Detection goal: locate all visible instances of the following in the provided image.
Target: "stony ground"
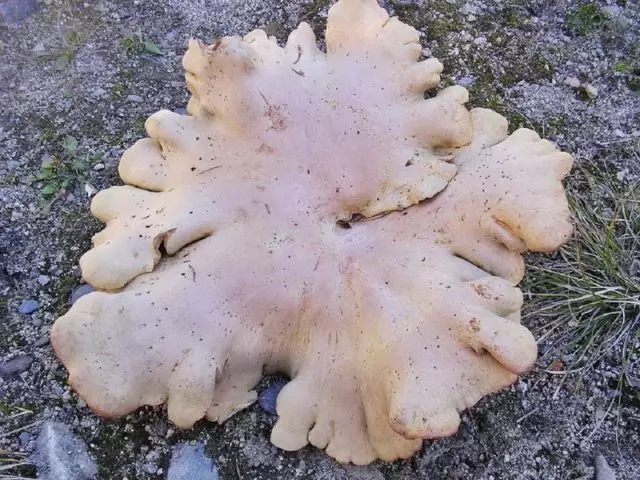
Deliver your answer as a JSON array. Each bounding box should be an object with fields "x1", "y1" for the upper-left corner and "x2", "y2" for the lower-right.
[{"x1": 1, "y1": 0, "x2": 639, "y2": 479}]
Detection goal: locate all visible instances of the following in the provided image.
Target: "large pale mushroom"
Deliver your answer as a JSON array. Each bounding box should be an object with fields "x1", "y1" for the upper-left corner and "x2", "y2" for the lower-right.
[{"x1": 51, "y1": 0, "x2": 573, "y2": 465}]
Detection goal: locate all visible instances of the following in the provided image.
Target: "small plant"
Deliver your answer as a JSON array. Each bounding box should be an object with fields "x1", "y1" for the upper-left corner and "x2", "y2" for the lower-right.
[
  {"x1": 526, "y1": 166, "x2": 639, "y2": 386},
  {"x1": 120, "y1": 30, "x2": 162, "y2": 55},
  {"x1": 567, "y1": 3, "x2": 608, "y2": 36},
  {"x1": 30, "y1": 135, "x2": 93, "y2": 200}
]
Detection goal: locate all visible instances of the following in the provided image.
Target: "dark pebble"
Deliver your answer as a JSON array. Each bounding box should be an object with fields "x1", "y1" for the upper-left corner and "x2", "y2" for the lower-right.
[
  {"x1": 258, "y1": 378, "x2": 288, "y2": 415},
  {"x1": 34, "y1": 335, "x2": 50, "y2": 348},
  {"x1": 69, "y1": 284, "x2": 95, "y2": 305},
  {"x1": 18, "y1": 299, "x2": 40, "y2": 314},
  {"x1": 0, "y1": 354, "x2": 34, "y2": 378},
  {"x1": 0, "y1": 0, "x2": 38, "y2": 25}
]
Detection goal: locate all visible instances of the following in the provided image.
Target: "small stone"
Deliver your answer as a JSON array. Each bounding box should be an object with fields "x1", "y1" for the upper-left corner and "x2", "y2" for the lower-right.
[
  {"x1": 258, "y1": 378, "x2": 288, "y2": 415},
  {"x1": 37, "y1": 275, "x2": 50, "y2": 286},
  {"x1": 0, "y1": 0, "x2": 38, "y2": 26},
  {"x1": 595, "y1": 455, "x2": 616, "y2": 480},
  {"x1": 32, "y1": 42, "x2": 45, "y2": 53},
  {"x1": 126, "y1": 94, "x2": 143, "y2": 103},
  {"x1": 34, "y1": 335, "x2": 50, "y2": 347},
  {"x1": 33, "y1": 422, "x2": 98, "y2": 480},
  {"x1": 19, "y1": 431, "x2": 33, "y2": 445},
  {"x1": 174, "y1": 107, "x2": 188, "y2": 115},
  {"x1": 456, "y1": 76, "x2": 475, "y2": 87},
  {"x1": 473, "y1": 36, "x2": 487, "y2": 46},
  {"x1": 90, "y1": 87, "x2": 107, "y2": 98},
  {"x1": 84, "y1": 183, "x2": 97, "y2": 197},
  {"x1": 19, "y1": 299, "x2": 40, "y2": 314},
  {"x1": 563, "y1": 76, "x2": 581, "y2": 88},
  {"x1": 167, "y1": 443, "x2": 219, "y2": 480},
  {"x1": 583, "y1": 84, "x2": 598, "y2": 99},
  {"x1": 69, "y1": 284, "x2": 96, "y2": 305},
  {"x1": 93, "y1": 163, "x2": 105, "y2": 171},
  {"x1": 0, "y1": 354, "x2": 34, "y2": 378}
]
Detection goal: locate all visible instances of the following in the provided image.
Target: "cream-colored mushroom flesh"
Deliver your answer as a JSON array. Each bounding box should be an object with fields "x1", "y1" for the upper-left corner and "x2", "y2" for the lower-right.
[{"x1": 51, "y1": 0, "x2": 573, "y2": 465}]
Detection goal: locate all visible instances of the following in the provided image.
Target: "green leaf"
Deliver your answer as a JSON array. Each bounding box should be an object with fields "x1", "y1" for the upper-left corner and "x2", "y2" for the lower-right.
[
  {"x1": 62, "y1": 135, "x2": 78, "y2": 154},
  {"x1": 143, "y1": 39, "x2": 162, "y2": 55},
  {"x1": 66, "y1": 30, "x2": 79, "y2": 44},
  {"x1": 41, "y1": 184, "x2": 59, "y2": 196}
]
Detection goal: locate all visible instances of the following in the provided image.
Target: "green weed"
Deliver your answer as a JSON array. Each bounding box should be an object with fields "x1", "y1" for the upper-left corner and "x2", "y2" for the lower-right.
[
  {"x1": 120, "y1": 30, "x2": 162, "y2": 55},
  {"x1": 567, "y1": 3, "x2": 608, "y2": 36}
]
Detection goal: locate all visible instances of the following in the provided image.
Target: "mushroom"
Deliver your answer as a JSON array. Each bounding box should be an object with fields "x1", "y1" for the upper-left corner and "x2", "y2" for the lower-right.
[{"x1": 51, "y1": 0, "x2": 573, "y2": 465}]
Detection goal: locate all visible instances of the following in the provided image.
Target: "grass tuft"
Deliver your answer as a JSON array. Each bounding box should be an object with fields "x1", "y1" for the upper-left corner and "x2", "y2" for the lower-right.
[{"x1": 525, "y1": 165, "x2": 639, "y2": 387}]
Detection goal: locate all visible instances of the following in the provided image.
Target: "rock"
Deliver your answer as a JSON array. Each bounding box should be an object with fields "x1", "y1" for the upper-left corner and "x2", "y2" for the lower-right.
[
  {"x1": 37, "y1": 275, "x2": 50, "y2": 286},
  {"x1": 174, "y1": 107, "x2": 188, "y2": 115},
  {"x1": 93, "y1": 163, "x2": 105, "y2": 171},
  {"x1": 595, "y1": 455, "x2": 616, "y2": 480},
  {"x1": 19, "y1": 431, "x2": 33, "y2": 446},
  {"x1": 32, "y1": 42, "x2": 45, "y2": 53},
  {"x1": 456, "y1": 76, "x2": 475, "y2": 87},
  {"x1": 33, "y1": 422, "x2": 98, "y2": 480},
  {"x1": 0, "y1": 0, "x2": 38, "y2": 26},
  {"x1": 126, "y1": 94, "x2": 143, "y2": 103},
  {"x1": 90, "y1": 87, "x2": 107, "y2": 99},
  {"x1": 167, "y1": 443, "x2": 219, "y2": 480},
  {"x1": 69, "y1": 284, "x2": 95, "y2": 305},
  {"x1": 583, "y1": 84, "x2": 598, "y2": 99},
  {"x1": 34, "y1": 335, "x2": 50, "y2": 348},
  {"x1": 18, "y1": 299, "x2": 40, "y2": 314},
  {"x1": 344, "y1": 464, "x2": 385, "y2": 480},
  {"x1": 258, "y1": 378, "x2": 288, "y2": 415},
  {"x1": 473, "y1": 36, "x2": 487, "y2": 46},
  {"x1": 0, "y1": 355, "x2": 34, "y2": 378},
  {"x1": 563, "y1": 76, "x2": 581, "y2": 88}
]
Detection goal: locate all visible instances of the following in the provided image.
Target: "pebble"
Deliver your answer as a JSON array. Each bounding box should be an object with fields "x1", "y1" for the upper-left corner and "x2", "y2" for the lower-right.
[
  {"x1": 258, "y1": 378, "x2": 288, "y2": 415},
  {"x1": 93, "y1": 163, "x2": 105, "y2": 171},
  {"x1": 33, "y1": 422, "x2": 98, "y2": 480},
  {"x1": 19, "y1": 299, "x2": 40, "y2": 314},
  {"x1": 90, "y1": 87, "x2": 107, "y2": 98},
  {"x1": 595, "y1": 455, "x2": 616, "y2": 480},
  {"x1": 456, "y1": 76, "x2": 476, "y2": 87},
  {"x1": 126, "y1": 94, "x2": 143, "y2": 103},
  {"x1": 32, "y1": 42, "x2": 45, "y2": 53},
  {"x1": 69, "y1": 283, "x2": 96, "y2": 305},
  {"x1": 37, "y1": 275, "x2": 50, "y2": 285},
  {"x1": 167, "y1": 443, "x2": 219, "y2": 480},
  {"x1": 563, "y1": 76, "x2": 581, "y2": 88},
  {"x1": 473, "y1": 36, "x2": 487, "y2": 46},
  {"x1": 34, "y1": 335, "x2": 50, "y2": 347},
  {"x1": 583, "y1": 84, "x2": 598, "y2": 99},
  {"x1": 19, "y1": 431, "x2": 33, "y2": 446},
  {"x1": 0, "y1": 0, "x2": 38, "y2": 25},
  {"x1": 0, "y1": 355, "x2": 34, "y2": 378}
]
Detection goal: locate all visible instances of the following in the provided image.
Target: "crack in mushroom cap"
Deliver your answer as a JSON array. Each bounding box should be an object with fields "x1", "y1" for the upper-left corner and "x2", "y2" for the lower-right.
[{"x1": 51, "y1": 0, "x2": 573, "y2": 465}]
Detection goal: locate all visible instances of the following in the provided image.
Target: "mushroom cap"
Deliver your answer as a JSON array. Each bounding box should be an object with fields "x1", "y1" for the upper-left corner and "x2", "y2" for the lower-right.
[{"x1": 51, "y1": 0, "x2": 572, "y2": 465}]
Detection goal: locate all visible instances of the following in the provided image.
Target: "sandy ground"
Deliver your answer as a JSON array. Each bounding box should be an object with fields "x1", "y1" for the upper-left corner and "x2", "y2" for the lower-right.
[{"x1": 1, "y1": 0, "x2": 639, "y2": 479}]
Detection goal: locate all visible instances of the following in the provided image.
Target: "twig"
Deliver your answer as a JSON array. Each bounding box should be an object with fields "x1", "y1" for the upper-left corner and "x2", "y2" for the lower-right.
[
  {"x1": 0, "y1": 421, "x2": 44, "y2": 440},
  {"x1": 235, "y1": 458, "x2": 243, "y2": 479},
  {"x1": 516, "y1": 407, "x2": 539, "y2": 424}
]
